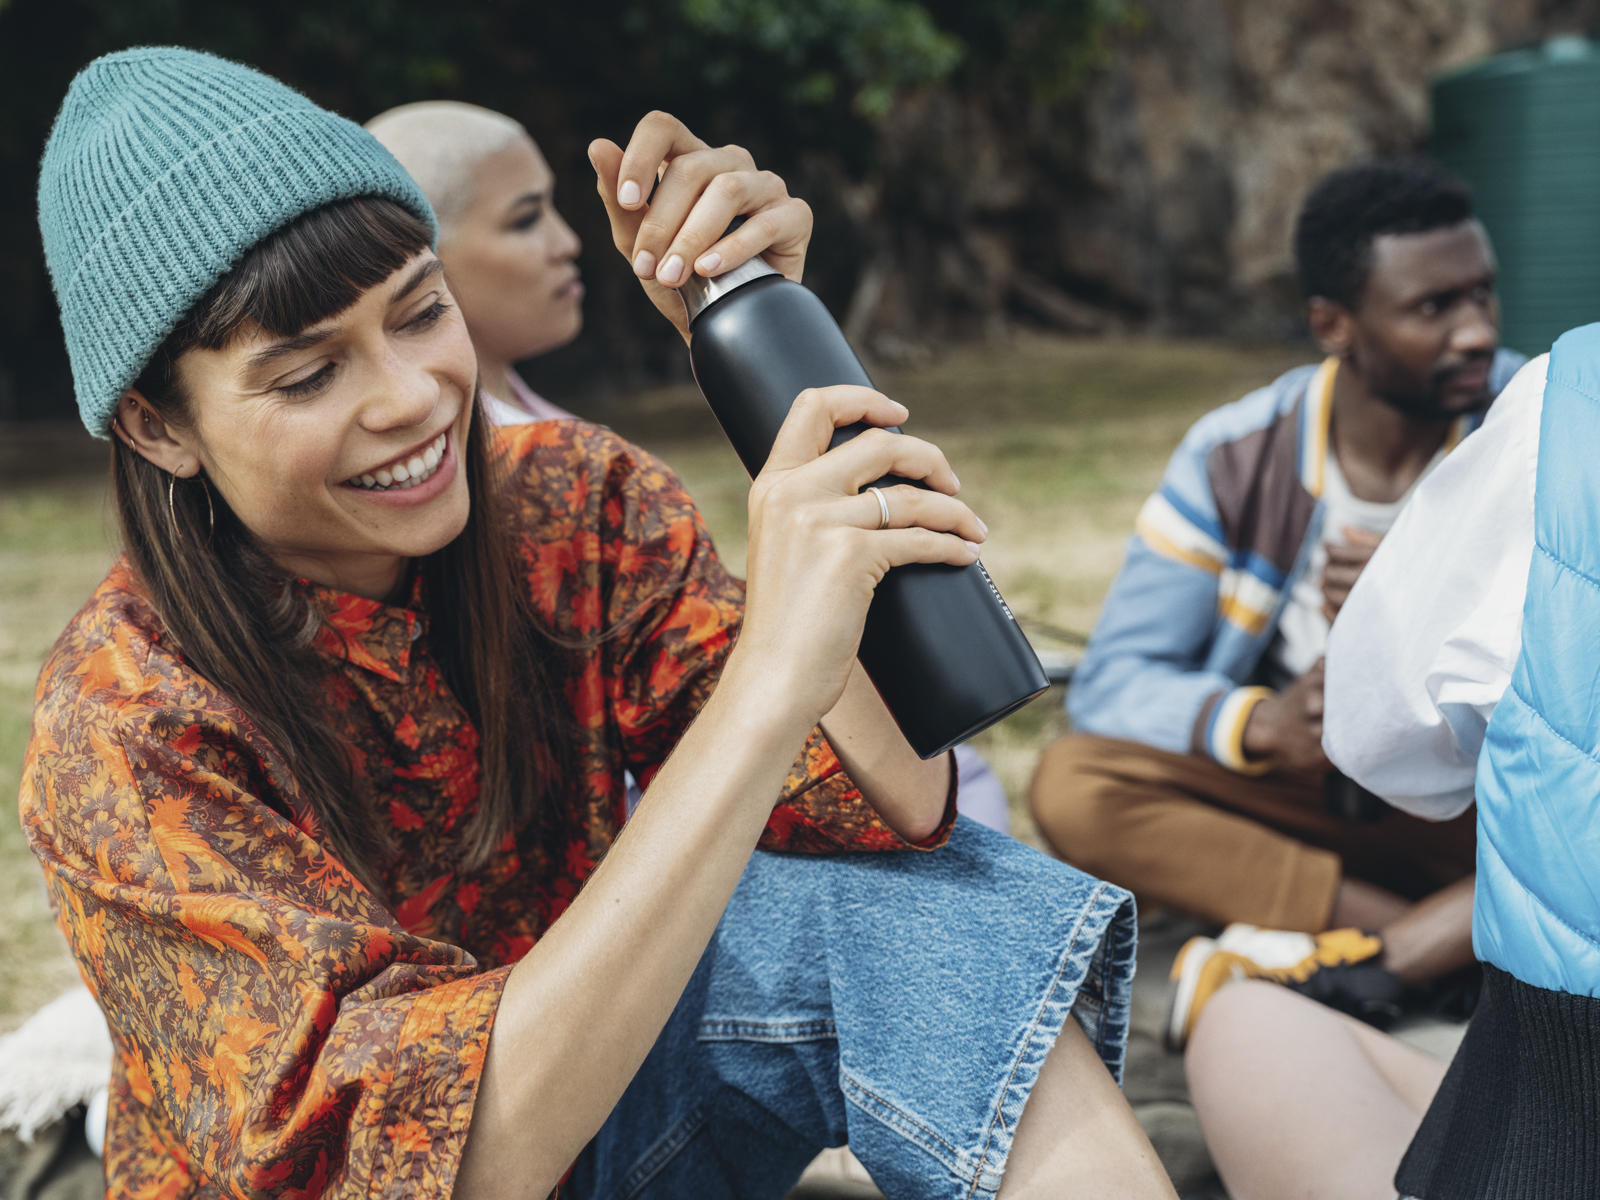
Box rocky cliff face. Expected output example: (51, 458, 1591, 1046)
(843, 0, 1600, 352)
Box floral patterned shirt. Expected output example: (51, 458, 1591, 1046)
(19, 422, 955, 1200)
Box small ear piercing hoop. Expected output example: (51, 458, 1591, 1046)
(114, 399, 152, 448)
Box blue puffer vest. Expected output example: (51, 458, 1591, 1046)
(1475, 323, 1600, 996)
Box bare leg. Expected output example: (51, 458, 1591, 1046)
(998, 1018, 1177, 1199)
(1329, 877, 1409, 930)
(1378, 875, 1476, 986)
(1187, 981, 1447, 1200)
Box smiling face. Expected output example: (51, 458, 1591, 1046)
(437, 135, 585, 368)
(128, 252, 479, 599)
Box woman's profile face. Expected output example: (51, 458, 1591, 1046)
(438, 135, 585, 364)
(165, 250, 478, 595)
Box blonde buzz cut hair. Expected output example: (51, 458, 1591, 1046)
(366, 100, 529, 235)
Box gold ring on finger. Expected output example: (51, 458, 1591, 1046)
(867, 486, 890, 531)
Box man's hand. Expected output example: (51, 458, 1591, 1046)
(1241, 659, 1332, 773)
(1321, 526, 1383, 623)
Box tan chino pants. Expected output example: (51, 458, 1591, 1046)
(1029, 734, 1477, 932)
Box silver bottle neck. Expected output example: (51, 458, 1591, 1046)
(678, 256, 781, 325)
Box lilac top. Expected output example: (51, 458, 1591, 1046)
(481, 370, 575, 426)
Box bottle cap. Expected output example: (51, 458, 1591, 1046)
(678, 256, 781, 325)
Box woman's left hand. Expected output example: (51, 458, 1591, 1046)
(588, 112, 812, 342)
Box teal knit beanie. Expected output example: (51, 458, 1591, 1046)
(38, 47, 437, 438)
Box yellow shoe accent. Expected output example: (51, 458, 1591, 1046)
(1166, 936, 1250, 1051)
(1169, 935, 1210, 981)
(1254, 928, 1383, 985)
(1165, 925, 1385, 1051)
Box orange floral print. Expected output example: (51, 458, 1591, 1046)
(19, 422, 955, 1199)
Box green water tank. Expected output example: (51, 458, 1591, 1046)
(1431, 36, 1600, 357)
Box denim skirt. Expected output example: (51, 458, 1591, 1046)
(563, 816, 1136, 1200)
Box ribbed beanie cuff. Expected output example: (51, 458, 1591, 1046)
(38, 47, 437, 438)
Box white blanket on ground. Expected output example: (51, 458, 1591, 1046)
(0, 987, 112, 1143)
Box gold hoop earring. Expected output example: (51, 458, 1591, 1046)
(199, 475, 215, 549)
(167, 472, 183, 543)
(168, 471, 216, 549)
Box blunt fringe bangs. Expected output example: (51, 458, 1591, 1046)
(115, 197, 562, 895)
(139, 196, 433, 390)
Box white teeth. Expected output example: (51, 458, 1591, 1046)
(348, 431, 450, 490)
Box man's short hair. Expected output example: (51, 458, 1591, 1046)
(366, 101, 528, 235)
(1293, 159, 1475, 309)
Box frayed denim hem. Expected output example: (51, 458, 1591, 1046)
(566, 818, 1138, 1200)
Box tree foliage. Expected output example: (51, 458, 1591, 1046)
(0, 0, 1124, 416)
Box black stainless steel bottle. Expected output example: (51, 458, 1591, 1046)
(679, 258, 1050, 759)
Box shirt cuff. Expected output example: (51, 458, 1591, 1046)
(1200, 686, 1276, 775)
(363, 968, 509, 1197)
(758, 732, 958, 853)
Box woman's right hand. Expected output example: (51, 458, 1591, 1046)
(728, 385, 986, 730)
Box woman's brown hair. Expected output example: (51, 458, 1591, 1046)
(115, 197, 559, 894)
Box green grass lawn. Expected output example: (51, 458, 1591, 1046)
(0, 333, 1308, 1032)
(0, 474, 119, 1033)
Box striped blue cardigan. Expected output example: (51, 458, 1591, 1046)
(1068, 351, 1523, 771)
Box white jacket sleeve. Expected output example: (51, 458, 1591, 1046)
(1322, 355, 1544, 820)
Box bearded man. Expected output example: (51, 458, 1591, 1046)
(1029, 159, 1525, 1046)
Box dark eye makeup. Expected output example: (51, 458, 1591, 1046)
(280, 362, 336, 399)
(406, 299, 451, 329)
(275, 300, 452, 399)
